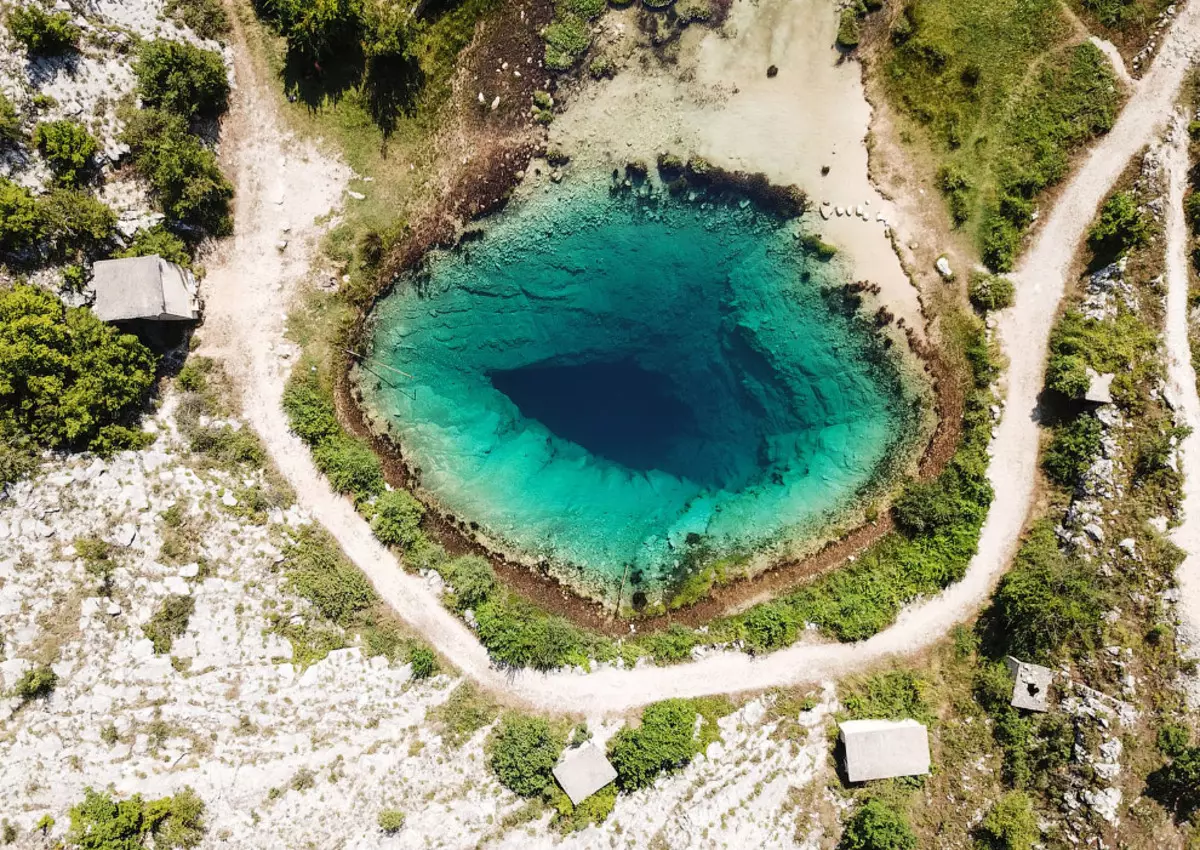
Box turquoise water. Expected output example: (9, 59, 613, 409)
(363, 180, 917, 602)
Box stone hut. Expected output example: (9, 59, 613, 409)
(90, 255, 200, 323)
(552, 742, 617, 806)
(839, 719, 931, 783)
(1006, 656, 1054, 712)
(1084, 369, 1115, 405)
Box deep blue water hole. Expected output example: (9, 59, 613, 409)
(363, 181, 918, 600)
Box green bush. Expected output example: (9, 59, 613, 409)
(1186, 192, 1200, 236)
(13, 665, 57, 701)
(608, 699, 700, 791)
(489, 714, 565, 797)
(978, 791, 1037, 850)
(143, 594, 195, 654)
(7, 5, 79, 55)
(0, 93, 22, 145)
(377, 808, 405, 833)
(841, 670, 931, 723)
(282, 526, 378, 625)
(1146, 745, 1200, 822)
(1042, 414, 1101, 486)
(0, 285, 157, 452)
(442, 554, 496, 612)
(798, 233, 838, 260)
(987, 522, 1107, 662)
(544, 16, 591, 70)
(981, 214, 1022, 272)
(38, 188, 117, 258)
(432, 682, 497, 746)
(408, 646, 437, 679)
(968, 272, 1015, 312)
(559, 0, 606, 20)
(282, 375, 342, 445)
(33, 120, 97, 186)
(121, 108, 233, 234)
(837, 799, 916, 850)
(892, 475, 963, 534)
(189, 425, 264, 467)
(370, 490, 425, 549)
(1156, 723, 1191, 758)
(313, 434, 385, 499)
(135, 40, 230, 118)
(165, 0, 231, 40)
(0, 178, 42, 252)
(836, 7, 861, 48)
(552, 782, 616, 832)
(1082, 0, 1134, 28)
(116, 225, 193, 269)
(1087, 191, 1147, 265)
(66, 787, 205, 849)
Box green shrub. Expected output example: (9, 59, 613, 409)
(841, 670, 931, 723)
(442, 554, 496, 612)
(116, 225, 193, 269)
(968, 272, 1015, 312)
(408, 646, 437, 679)
(489, 714, 564, 797)
(473, 594, 602, 670)
(987, 522, 1107, 662)
(165, 0, 231, 40)
(32, 120, 97, 186)
(377, 808, 405, 833)
(313, 434, 385, 499)
(798, 233, 838, 260)
(836, 8, 861, 48)
(143, 594, 195, 654)
(0, 178, 42, 252)
(431, 682, 497, 746)
(1157, 723, 1191, 758)
(0, 93, 22, 145)
(544, 16, 591, 70)
(1146, 745, 1200, 823)
(282, 526, 378, 625)
(838, 799, 916, 850)
(552, 782, 616, 832)
(370, 490, 425, 549)
(1042, 414, 1101, 486)
(1087, 191, 1147, 265)
(135, 40, 230, 118)
(38, 188, 117, 258)
(121, 108, 233, 234)
(559, 0, 606, 20)
(1186, 192, 1200, 235)
(609, 699, 700, 791)
(937, 164, 973, 226)
(282, 374, 341, 445)
(1082, 0, 1134, 28)
(892, 475, 963, 535)
(7, 5, 79, 55)
(189, 424, 265, 467)
(0, 285, 156, 452)
(978, 791, 1037, 850)
(13, 665, 57, 701)
(981, 214, 1022, 272)
(66, 787, 205, 849)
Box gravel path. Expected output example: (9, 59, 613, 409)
(201, 2, 1200, 712)
(1162, 117, 1200, 695)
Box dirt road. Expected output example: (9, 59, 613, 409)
(1162, 117, 1200, 705)
(202, 2, 1200, 712)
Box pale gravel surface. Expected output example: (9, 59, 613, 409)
(1161, 116, 1200, 699)
(202, 0, 1200, 712)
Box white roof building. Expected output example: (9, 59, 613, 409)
(90, 255, 199, 322)
(839, 719, 931, 783)
(552, 742, 617, 806)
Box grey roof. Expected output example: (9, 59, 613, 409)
(839, 719, 930, 783)
(1006, 656, 1054, 712)
(91, 255, 199, 322)
(1084, 369, 1115, 405)
(553, 742, 617, 806)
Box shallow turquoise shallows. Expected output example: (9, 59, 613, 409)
(363, 180, 916, 602)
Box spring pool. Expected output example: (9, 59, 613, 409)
(361, 180, 921, 605)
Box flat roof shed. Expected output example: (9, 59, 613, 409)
(90, 255, 199, 322)
(1006, 656, 1054, 712)
(552, 742, 617, 806)
(839, 719, 931, 783)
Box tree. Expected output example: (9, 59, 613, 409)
(0, 285, 157, 452)
(33, 120, 97, 185)
(1146, 745, 1200, 823)
(7, 5, 79, 55)
(837, 799, 916, 850)
(38, 188, 117, 259)
(608, 699, 699, 791)
(284, 0, 364, 62)
(489, 714, 564, 797)
(134, 40, 230, 118)
(978, 792, 1037, 850)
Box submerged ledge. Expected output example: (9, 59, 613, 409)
(347, 168, 937, 613)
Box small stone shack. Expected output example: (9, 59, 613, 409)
(1083, 369, 1115, 406)
(1006, 656, 1054, 713)
(839, 719, 931, 783)
(552, 742, 617, 806)
(90, 255, 200, 323)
